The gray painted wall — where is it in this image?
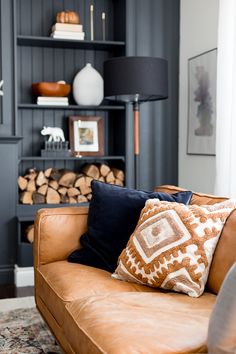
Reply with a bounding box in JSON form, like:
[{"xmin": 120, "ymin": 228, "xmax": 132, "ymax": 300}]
[
  {"xmin": 0, "ymin": 138, "xmax": 21, "ymax": 283},
  {"xmin": 0, "ymin": 0, "xmax": 15, "ymax": 135},
  {"xmin": 179, "ymin": 0, "xmax": 218, "ymax": 193},
  {"xmin": 126, "ymin": 0, "xmax": 180, "ymax": 190}
]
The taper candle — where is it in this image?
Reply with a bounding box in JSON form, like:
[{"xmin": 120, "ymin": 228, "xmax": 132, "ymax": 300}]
[
  {"xmin": 90, "ymin": 4, "xmax": 94, "ymax": 40},
  {"xmin": 102, "ymin": 12, "xmax": 106, "ymax": 41}
]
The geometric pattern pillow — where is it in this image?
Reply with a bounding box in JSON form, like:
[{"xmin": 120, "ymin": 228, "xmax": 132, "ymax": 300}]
[{"xmin": 113, "ymin": 199, "xmax": 236, "ymax": 297}]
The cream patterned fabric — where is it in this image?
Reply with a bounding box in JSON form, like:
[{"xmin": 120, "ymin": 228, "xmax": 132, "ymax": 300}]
[{"xmin": 113, "ymin": 199, "xmax": 236, "ymax": 297}]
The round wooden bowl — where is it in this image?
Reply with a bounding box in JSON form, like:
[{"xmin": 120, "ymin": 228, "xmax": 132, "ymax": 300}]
[{"xmin": 32, "ymin": 82, "xmax": 71, "ymax": 97}]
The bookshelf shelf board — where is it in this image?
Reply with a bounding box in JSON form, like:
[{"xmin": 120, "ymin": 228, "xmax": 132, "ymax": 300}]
[
  {"xmin": 0, "ymin": 136, "xmax": 23, "ymax": 143},
  {"xmin": 16, "ymin": 203, "xmax": 89, "ymax": 219},
  {"xmin": 19, "ymin": 155, "xmax": 125, "ymax": 162},
  {"xmin": 17, "ymin": 35, "xmax": 126, "ymax": 50},
  {"xmin": 18, "ymin": 103, "xmax": 125, "ymax": 111}
]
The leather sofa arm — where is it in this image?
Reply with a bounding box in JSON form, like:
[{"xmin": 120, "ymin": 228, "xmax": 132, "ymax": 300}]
[{"xmin": 34, "ymin": 206, "xmax": 89, "ymax": 267}]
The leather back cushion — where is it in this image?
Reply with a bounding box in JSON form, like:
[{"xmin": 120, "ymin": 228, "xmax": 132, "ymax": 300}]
[
  {"xmin": 155, "ymin": 185, "xmax": 227, "ymax": 205},
  {"xmin": 155, "ymin": 185, "xmax": 236, "ymax": 294},
  {"xmin": 207, "ymin": 210, "xmax": 236, "ymax": 294}
]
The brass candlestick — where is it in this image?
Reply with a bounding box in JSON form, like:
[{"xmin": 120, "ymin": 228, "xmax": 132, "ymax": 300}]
[
  {"xmin": 102, "ymin": 12, "xmax": 106, "ymax": 41},
  {"xmin": 90, "ymin": 4, "xmax": 94, "ymax": 40}
]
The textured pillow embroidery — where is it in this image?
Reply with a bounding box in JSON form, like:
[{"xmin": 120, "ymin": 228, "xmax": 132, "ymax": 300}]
[{"xmin": 113, "ymin": 199, "xmax": 236, "ymax": 297}]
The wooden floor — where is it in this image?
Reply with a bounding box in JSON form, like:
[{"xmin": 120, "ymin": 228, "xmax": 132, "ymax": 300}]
[{"xmin": 0, "ymin": 284, "xmax": 34, "ymax": 299}]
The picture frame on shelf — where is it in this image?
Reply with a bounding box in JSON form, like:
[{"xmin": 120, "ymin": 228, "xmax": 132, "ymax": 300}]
[
  {"xmin": 187, "ymin": 48, "xmax": 217, "ymax": 155},
  {"xmin": 69, "ymin": 116, "xmax": 104, "ymax": 156}
]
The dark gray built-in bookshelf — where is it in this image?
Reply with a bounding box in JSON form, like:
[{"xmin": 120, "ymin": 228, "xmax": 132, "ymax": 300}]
[
  {"xmin": 0, "ymin": 0, "xmax": 180, "ymax": 281},
  {"xmin": 15, "ymin": 0, "xmax": 127, "ymax": 266}
]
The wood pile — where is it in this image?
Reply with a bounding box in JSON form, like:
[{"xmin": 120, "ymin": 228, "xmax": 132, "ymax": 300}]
[{"xmin": 18, "ymin": 164, "xmax": 125, "ymax": 205}]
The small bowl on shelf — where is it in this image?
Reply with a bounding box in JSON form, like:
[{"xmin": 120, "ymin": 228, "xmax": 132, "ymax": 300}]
[{"xmin": 32, "ymin": 81, "xmax": 71, "ymax": 97}]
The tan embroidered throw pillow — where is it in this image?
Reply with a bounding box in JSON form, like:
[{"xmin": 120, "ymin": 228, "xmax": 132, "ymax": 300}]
[{"xmin": 113, "ymin": 199, "xmax": 236, "ymax": 297}]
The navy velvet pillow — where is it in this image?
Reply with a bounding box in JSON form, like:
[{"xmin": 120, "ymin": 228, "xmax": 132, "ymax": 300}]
[{"xmin": 68, "ymin": 181, "xmax": 192, "ymax": 272}]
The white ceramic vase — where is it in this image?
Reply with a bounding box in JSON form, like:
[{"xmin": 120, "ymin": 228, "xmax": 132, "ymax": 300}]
[{"xmin": 73, "ymin": 63, "xmax": 104, "ymax": 106}]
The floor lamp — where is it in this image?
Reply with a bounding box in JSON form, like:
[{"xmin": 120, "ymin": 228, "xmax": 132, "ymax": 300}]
[{"xmin": 103, "ymin": 56, "xmax": 168, "ymax": 189}]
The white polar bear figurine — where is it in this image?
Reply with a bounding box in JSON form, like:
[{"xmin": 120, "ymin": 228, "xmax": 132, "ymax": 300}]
[{"xmin": 41, "ymin": 126, "xmax": 65, "ymax": 142}]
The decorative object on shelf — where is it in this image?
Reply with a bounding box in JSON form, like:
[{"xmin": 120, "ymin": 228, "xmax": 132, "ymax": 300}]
[
  {"xmin": 102, "ymin": 12, "xmax": 106, "ymax": 41},
  {"xmin": 32, "ymin": 81, "xmax": 70, "ymax": 106},
  {"xmin": 187, "ymin": 49, "xmax": 217, "ymax": 155},
  {"xmin": 32, "ymin": 81, "xmax": 71, "ymax": 97},
  {"xmin": 51, "ymin": 23, "xmax": 85, "ymax": 40},
  {"xmin": 18, "ymin": 163, "xmax": 124, "ymax": 205},
  {"xmin": 104, "ymin": 56, "xmax": 168, "ymax": 189},
  {"xmin": 90, "ymin": 4, "xmax": 94, "ymax": 40},
  {"xmin": 36, "ymin": 96, "xmax": 69, "ymax": 106},
  {"xmin": 41, "ymin": 141, "xmax": 70, "ymax": 158},
  {"xmin": 52, "ymin": 23, "xmax": 83, "ymax": 32},
  {"xmin": 40, "ymin": 125, "xmax": 70, "ymax": 158},
  {"xmin": 41, "ymin": 126, "xmax": 65, "ymax": 142},
  {"xmin": 73, "ymin": 63, "xmax": 104, "ymax": 106},
  {"xmin": 56, "ymin": 11, "xmax": 79, "ymax": 24},
  {"xmin": 51, "ymin": 32, "xmax": 85, "ymax": 40},
  {"xmin": 51, "ymin": 11, "xmax": 85, "ymax": 40},
  {"xmin": 69, "ymin": 116, "xmax": 104, "ymax": 156},
  {"xmin": 50, "ymin": 24, "xmax": 85, "ymax": 40}
]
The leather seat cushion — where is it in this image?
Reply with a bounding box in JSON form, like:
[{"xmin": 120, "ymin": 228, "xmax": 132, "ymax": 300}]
[
  {"xmin": 63, "ymin": 291, "xmax": 216, "ymax": 354},
  {"xmin": 36, "ymin": 260, "xmax": 155, "ymax": 326}
]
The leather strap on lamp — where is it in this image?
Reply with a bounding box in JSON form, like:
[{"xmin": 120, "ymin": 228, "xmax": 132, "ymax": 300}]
[{"xmin": 104, "ymin": 56, "xmax": 168, "ymax": 189}]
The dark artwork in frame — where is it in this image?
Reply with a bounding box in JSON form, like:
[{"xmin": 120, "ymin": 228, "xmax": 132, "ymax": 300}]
[{"xmin": 187, "ymin": 48, "xmax": 217, "ymax": 155}]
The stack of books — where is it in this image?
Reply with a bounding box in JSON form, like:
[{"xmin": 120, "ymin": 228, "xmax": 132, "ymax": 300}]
[
  {"xmin": 37, "ymin": 96, "xmax": 69, "ymax": 106},
  {"xmin": 51, "ymin": 23, "xmax": 85, "ymax": 40}
]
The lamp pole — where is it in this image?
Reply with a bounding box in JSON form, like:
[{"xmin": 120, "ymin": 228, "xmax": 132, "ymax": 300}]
[{"xmin": 133, "ymin": 95, "xmax": 140, "ymax": 189}]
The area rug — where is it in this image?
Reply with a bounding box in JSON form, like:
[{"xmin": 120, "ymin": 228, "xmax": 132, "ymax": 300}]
[{"xmin": 0, "ymin": 296, "xmax": 63, "ymax": 354}]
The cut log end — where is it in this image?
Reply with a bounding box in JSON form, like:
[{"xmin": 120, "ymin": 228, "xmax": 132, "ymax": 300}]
[
  {"xmin": 46, "ymin": 187, "xmax": 60, "ymax": 204},
  {"xmin": 82, "ymin": 164, "xmax": 100, "ymax": 179},
  {"xmin": 20, "ymin": 191, "xmax": 33, "ymax": 205},
  {"xmin": 36, "ymin": 171, "xmax": 48, "ymax": 187},
  {"xmin": 32, "ymin": 192, "xmax": 45, "ymax": 204},
  {"xmin": 18, "ymin": 176, "xmax": 28, "ymax": 191},
  {"xmin": 58, "ymin": 171, "xmax": 77, "ymax": 187},
  {"xmin": 25, "ymin": 224, "xmax": 34, "ymax": 243}
]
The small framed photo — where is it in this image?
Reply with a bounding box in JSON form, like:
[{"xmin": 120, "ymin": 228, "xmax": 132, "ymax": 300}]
[
  {"xmin": 69, "ymin": 116, "xmax": 104, "ymax": 156},
  {"xmin": 187, "ymin": 48, "xmax": 217, "ymax": 155}
]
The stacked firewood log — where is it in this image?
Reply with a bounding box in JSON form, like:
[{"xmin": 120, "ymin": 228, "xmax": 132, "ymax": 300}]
[
  {"xmin": 18, "ymin": 163, "xmax": 125, "ymax": 205},
  {"xmin": 25, "ymin": 224, "xmax": 34, "ymax": 243}
]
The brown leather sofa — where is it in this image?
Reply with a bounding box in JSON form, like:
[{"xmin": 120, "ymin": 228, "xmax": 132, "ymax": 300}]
[{"xmin": 34, "ymin": 185, "xmax": 236, "ymax": 354}]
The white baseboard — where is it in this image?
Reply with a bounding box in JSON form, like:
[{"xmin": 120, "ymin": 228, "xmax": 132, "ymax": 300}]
[{"xmin": 14, "ymin": 265, "xmax": 34, "ymax": 287}]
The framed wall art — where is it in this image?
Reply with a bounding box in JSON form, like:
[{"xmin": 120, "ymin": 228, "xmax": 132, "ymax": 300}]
[
  {"xmin": 187, "ymin": 48, "xmax": 217, "ymax": 155},
  {"xmin": 69, "ymin": 116, "xmax": 104, "ymax": 156}
]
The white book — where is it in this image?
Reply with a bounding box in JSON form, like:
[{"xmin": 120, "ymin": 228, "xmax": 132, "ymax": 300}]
[
  {"xmin": 37, "ymin": 96, "xmax": 68, "ymax": 102},
  {"xmin": 51, "ymin": 30, "xmax": 85, "ymax": 36},
  {"xmin": 52, "ymin": 30, "xmax": 85, "ymax": 37},
  {"xmin": 51, "ymin": 32, "xmax": 85, "ymax": 40},
  {"xmin": 37, "ymin": 101, "xmax": 69, "ymax": 106},
  {"xmin": 52, "ymin": 23, "xmax": 83, "ymax": 32}
]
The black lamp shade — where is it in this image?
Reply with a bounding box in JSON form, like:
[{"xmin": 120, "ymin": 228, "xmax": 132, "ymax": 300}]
[{"xmin": 104, "ymin": 56, "xmax": 168, "ymax": 103}]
